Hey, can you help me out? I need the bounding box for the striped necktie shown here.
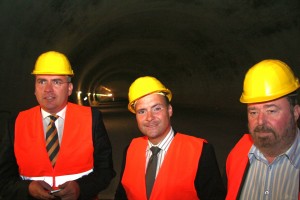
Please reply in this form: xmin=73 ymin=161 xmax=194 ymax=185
xmin=46 ymin=115 xmax=59 ymax=167
xmin=145 ymin=146 xmax=161 ymax=199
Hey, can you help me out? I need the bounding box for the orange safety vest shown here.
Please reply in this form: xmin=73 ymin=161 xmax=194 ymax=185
xmin=121 ymin=133 xmax=205 ymax=200
xmin=226 ymin=134 xmax=300 ymax=200
xmin=225 ymin=134 xmax=252 ymax=200
xmin=14 ymin=103 xmax=94 ymax=188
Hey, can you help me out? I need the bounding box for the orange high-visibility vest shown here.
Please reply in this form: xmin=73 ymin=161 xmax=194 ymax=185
xmin=14 ymin=103 xmax=94 ymax=188
xmin=122 ymin=133 xmax=205 ymax=200
xmin=225 ymin=134 xmax=252 ymax=200
xmin=226 ymin=134 xmax=300 ymax=200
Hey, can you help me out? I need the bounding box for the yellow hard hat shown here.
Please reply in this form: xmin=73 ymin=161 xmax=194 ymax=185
xmin=128 ymin=76 xmax=172 ymax=113
xmin=240 ymin=59 xmax=299 ymax=103
xmin=32 ymin=51 xmax=74 ymax=76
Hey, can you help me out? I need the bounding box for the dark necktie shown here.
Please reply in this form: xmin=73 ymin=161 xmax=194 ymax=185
xmin=145 ymin=146 xmax=161 ymax=199
xmin=46 ymin=115 xmax=59 ymax=167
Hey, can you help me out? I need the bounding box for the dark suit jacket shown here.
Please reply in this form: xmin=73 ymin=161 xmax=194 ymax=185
xmin=115 ymin=134 xmax=226 ymax=200
xmin=0 ymin=107 xmax=115 ymax=200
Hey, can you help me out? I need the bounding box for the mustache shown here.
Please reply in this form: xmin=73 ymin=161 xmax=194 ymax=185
xmin=253 ymin=125 xmax=275 ymax=134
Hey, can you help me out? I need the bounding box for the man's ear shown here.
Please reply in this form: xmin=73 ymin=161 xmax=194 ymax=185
xmin=294 ymin=104 xmax=300 ymax=126
xmin=68 ymin=83 xmax=73 ymax=96
xmin=168 ymin=104 xmax=173 ymax=117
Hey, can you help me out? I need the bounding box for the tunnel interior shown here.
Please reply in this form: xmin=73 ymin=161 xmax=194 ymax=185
xmin=1 ymin=1 xmax=300 ymax=199
xmin=1 ymin=0 xmax=300 ymax=115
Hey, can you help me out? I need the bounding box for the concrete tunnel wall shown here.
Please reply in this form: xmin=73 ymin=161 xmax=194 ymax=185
xmin=0 ymin=1 xmax=300 ymax=199
xmin=0 ymin=0 xmax=300 ymax=118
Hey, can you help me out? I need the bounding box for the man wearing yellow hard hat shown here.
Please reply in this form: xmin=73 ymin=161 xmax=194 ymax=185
xmin=225 ymin=59 xmax=300 ymax=199
xmin=0 ymin=51 xmax=115 ymax=199
xmin=115 ymin=76 xmax=226 ymax=200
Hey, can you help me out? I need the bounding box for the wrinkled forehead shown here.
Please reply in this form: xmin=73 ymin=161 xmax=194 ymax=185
xmin=35 ymin=74 xmax=71 ymax=80
xmin=247 ymin=96 xmax=290 ymax=109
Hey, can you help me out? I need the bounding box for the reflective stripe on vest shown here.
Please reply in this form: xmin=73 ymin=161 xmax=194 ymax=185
xmin=15 ymin=103 xmax=94 ymax=188
xmin=21 ymin=169 xmax=93 ymax=187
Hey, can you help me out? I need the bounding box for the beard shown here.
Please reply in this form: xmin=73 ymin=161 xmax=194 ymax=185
xmin=250 ymin=118 xmax=297 ymax=156
xmin=252 ymin=125 xmax=276 ymax=148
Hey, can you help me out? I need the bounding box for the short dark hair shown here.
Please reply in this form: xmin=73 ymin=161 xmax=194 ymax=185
xmin=162 ymin=93 xmax=170 ymax=105
xmin=286 ymin=90 xmax=298 ymax=108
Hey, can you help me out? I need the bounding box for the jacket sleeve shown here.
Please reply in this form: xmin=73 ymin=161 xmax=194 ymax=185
xmin=0 ymin=115 xmax=33 ymax=200
xmin=114 ymin=145 xmax=129 ymax=200
xmin=195 ymin=142 xmax=226 ymax=200
xmin=75 ymin=107 xmax=116 ymax=199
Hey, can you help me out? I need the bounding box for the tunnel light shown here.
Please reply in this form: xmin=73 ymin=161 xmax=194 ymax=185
xmin=101 ymin=86 xmax=112 ymax=92
xmin=76 ymin=91 xmax=82 ymax=98
xmin=96 ymin=93 xmax=113 ymax=97
xmin=76 ymin=91 xmax=82 ymax=104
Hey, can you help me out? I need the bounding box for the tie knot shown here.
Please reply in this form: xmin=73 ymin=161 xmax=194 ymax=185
xmin=150 ymin=146 xmax=161 ymax=156
xmin=49 ymin=115 xmax=58 ymax=122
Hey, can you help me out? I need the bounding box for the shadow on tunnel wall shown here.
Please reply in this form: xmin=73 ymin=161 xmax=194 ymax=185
xmin=0 ymin=110 xmax=11 ymax=144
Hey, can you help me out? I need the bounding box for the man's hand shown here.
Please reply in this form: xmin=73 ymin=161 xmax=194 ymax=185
xmin=54 ymin=181 xmax=80 ymax=200
xmin=29 ymin=180 xmax=56 ymax=200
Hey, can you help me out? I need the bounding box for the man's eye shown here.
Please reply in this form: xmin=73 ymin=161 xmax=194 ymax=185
xmin=267 ymin=109 xmax=277 ymax=114
xmin=153 ymin=106 xmax=163 ymax=112
xmin=137 ymin=110 xmax=146 ymax=115
xmin=52 ymin=80 xmax=62 ymax=85
xmin=249 ymin=111 xmax=257 ymax=116
xmin=37 ymin=80 xmax=47 ymax=84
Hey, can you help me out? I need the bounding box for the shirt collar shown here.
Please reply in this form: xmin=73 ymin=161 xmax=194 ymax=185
xmin=286 ymin=128 xmax=300 ymax=168
xmin=249 ymin=128 xmax=300 ymax=168
xmin=41 ymin=105 xmax=67 ymax=120
xmin=147 ymin=127 xmax=175 ymax=151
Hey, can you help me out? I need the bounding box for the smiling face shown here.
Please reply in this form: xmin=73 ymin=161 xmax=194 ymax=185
xmin=34 ymin=75 xmax=73 ymax=114
xmin=247 ymin=97 xmax=299 ymax=158
xmin=134 ymin=93 xmax=173 ymax=145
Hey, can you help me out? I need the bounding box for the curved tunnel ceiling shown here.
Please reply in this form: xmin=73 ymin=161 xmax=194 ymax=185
xmin=1 ymin=0 xmax=300 ymax=113
xmin=71 ymin=8 xmax=220 ymax=97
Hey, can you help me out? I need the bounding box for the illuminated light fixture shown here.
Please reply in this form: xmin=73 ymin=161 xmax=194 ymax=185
xmin=101 ymin=86 xmax=112 ymax=92
xmin=96 ymin=93 xmax=113 ymax=97
xmin=76 ymin=91 xmax=82 ymax=102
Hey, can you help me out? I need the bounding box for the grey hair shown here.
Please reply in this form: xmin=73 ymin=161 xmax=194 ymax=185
xmin=67 ymin=76 xmax=72 ymax=82
xmin=287 ymin=91 xmax=298 ymax=107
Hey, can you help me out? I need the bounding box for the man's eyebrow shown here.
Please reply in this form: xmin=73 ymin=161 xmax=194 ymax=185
xmin=248 ymin=104 xmax=278 ymax=111
xmin=51 ymin=78 xmax=64 ymax=81
xmin=151 ymin=103 xmax=159 ymax=108
xmin=263 ymin=104 xmax=279 ymax=109
xmin=136 ymin=103 xmax=162 ymax=111
xmin=151 ymin=103 xmax=164 ymax=108
xmin=36 ymin=77 xmax=64 ymax=80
